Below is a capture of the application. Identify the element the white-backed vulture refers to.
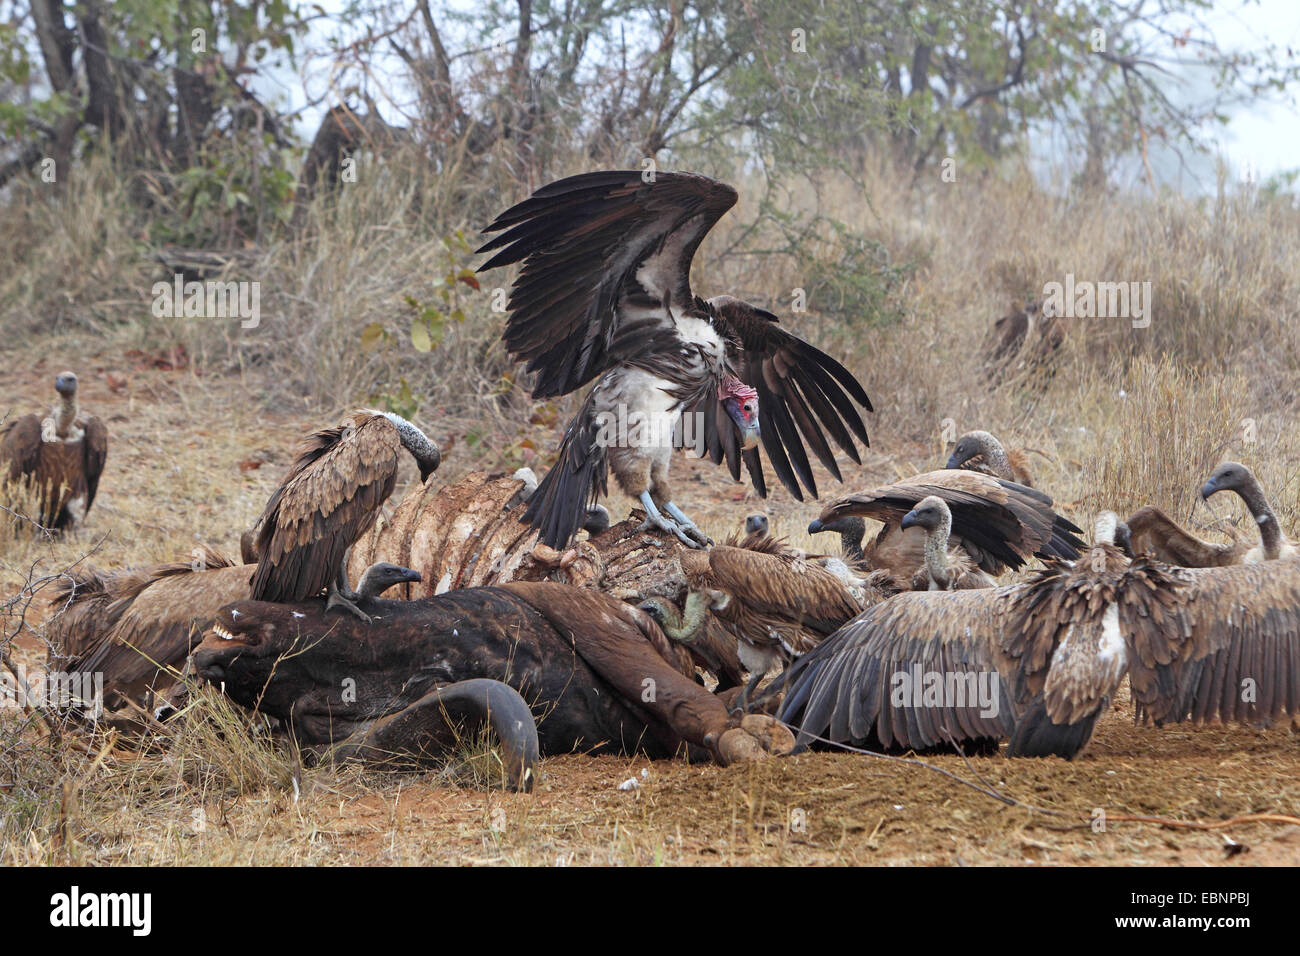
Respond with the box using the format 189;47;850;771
49;554;421;719
983;300;1064;383
476;170;874;550
673;533;891;709
898;496;997;590
1126;461;1296;567
251;409;440;620
636;592;747;692
945;430;1035;487
0;371;107;531
807;469;1084;584
778;513;1300;759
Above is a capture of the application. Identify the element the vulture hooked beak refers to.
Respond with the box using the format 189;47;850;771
807;518;826;535
719;377;760;451
724;396;760;450
54;371;78;396
944;451;964;470
417;447;442;483
1200;477;1220;500
899;508;921;531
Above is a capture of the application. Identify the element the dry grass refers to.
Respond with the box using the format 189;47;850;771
3;152;1300;865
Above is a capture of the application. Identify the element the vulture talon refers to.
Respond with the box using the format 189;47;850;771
664;502;712;547
326;584;372;624
637;493;705;548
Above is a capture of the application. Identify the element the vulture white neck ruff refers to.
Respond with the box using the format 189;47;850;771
671;306;726;364
41;416;83;444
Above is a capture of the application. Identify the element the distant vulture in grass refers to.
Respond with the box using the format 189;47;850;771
983;300;1064;384
1126;462;1296;567
945;430;1035;487
0;371;107;531
807;469;1085;586
779;513;1300;758
476;170;874;550
251;409;440;620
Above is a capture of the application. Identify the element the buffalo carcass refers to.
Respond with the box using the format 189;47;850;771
193;581;794;791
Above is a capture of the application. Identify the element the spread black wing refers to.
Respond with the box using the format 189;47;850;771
477;170;738;398
707;297;873;501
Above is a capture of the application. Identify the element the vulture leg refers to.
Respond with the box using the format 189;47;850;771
336;549;361;600
637;492;706;548
732;670;764;716
327;558;371;623
663;501;713;547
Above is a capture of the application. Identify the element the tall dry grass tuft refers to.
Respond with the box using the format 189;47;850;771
1073;357;1260;526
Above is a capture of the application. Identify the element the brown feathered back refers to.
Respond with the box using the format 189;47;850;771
1;411;107;529
1125;506;1247;567
818;469;1084;575
252;411;402;602
679;538;872;665
82;563;249;712
47;548;243;713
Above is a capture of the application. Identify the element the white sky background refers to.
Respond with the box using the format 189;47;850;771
254;0;1300;194
1201;0;1300;180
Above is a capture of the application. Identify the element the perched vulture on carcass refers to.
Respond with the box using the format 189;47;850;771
250;409;439;620
476;170;874;550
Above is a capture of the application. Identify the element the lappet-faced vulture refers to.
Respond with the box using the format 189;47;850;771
1;371;107;531
251;409;439;620
476;170;874;550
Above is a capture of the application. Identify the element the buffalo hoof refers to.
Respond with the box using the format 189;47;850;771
709;714;796;766
334;678;539;792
